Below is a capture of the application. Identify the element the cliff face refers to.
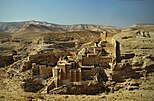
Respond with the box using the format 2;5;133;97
111;25;154;82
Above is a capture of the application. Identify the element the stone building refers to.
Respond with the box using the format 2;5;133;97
48;31;118;93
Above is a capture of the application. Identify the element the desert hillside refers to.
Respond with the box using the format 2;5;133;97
0;21;154;101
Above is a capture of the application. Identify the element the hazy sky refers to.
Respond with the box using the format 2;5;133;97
0;0;154;27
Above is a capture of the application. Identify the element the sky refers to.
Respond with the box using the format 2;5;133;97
0;0;154;27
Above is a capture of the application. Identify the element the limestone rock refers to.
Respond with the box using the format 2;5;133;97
111;61;136;82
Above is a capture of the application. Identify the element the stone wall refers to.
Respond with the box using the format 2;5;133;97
100;57;112;63
101;31;114;44
28;53;58;66
82;56;99;66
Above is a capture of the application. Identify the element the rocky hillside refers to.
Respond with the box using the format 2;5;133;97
111;24;154;82
0;21;154;101
0;20;120;33
0;20;120;58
